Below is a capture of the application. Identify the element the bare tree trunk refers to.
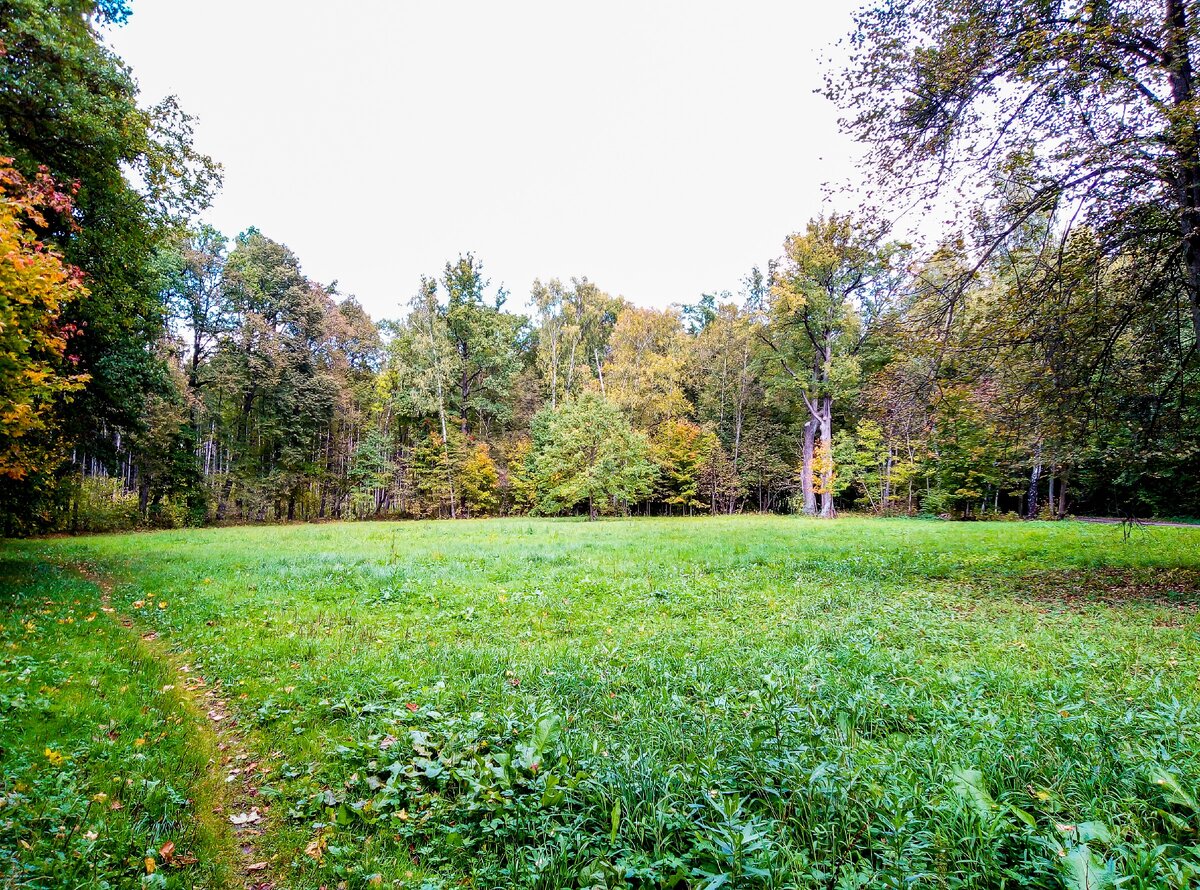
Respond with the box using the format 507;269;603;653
1026;444;1043;520
138;476;149;522
1056;468;1069;519
801;419;817;516
817;398;835;519
549;325;559;409
217;475;235;521
731;347;747;515
882;446;893;513
424;305;457;519
565;338;578;396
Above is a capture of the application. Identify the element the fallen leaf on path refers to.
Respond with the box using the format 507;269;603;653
230;809;261;825
305;832;327;861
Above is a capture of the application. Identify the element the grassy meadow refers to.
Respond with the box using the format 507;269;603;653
3;516;1200;889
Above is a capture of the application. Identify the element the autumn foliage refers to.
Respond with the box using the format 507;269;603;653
0;160;88;481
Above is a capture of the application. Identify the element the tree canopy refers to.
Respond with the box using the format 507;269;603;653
3;0;1199;532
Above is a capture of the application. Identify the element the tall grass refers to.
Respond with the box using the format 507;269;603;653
3;516;1200;888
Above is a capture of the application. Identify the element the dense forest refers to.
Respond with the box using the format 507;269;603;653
2;0;1199;534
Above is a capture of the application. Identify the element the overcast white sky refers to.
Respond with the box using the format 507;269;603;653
107;1;864;319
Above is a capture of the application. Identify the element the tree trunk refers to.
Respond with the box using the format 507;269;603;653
138;476;149;522
217;474;235;521
588;494;596;521
549;324;559;409
817;397;835;519
1056;468;1069;519
1026;446;1042;520
565;338;578;396
882;446;893;512
801;419;817;516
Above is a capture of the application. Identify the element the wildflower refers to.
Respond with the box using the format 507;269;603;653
44;748;67;766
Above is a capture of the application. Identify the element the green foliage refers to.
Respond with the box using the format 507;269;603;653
532;277;621;408
70;477;140;533
441;254;528;435
7;0;1200;536
830;0;1200;339
528;393;656;519
604;307;692;431
408;429;461;519
0;0;218;527
349;429;395;518
648;419;716;513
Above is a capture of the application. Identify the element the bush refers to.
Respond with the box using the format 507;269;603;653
72;477;140;533
918;487;952;517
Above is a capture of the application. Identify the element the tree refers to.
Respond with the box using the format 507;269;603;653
649;419;716;513
829;0;1200;339
348;428;395;518
532;277;621;408
696;437;741;515
528;392;656;519
211;230;345;521
603;307;692;431
459;442;500;517
0;161;88;491
409;428;463;518
761;214;903;517
692;298;760;507
0;0;219;525
442;254;527;437
394;276;460;517
159;224;231;392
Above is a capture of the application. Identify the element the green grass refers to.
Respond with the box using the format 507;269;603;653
0;560;232;889
3;516;1200;888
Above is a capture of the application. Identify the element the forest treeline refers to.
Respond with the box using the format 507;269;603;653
2;0;1198;533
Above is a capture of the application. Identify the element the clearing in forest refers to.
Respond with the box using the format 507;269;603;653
3;516;1200;888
